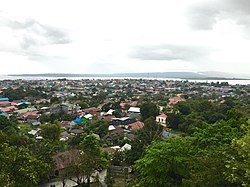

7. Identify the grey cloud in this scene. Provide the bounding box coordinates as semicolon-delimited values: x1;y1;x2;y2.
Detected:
188;0;250;30
130;45;208;61
188;2;219;30
224;0;250;14
0;14;71;49
5;19;37;29
0;12;71;61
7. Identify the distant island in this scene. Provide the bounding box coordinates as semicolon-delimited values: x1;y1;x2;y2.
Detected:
8;71;250;80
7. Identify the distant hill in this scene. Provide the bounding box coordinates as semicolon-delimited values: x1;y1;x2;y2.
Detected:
9;72;250;80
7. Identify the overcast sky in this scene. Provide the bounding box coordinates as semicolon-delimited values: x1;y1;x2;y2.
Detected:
1;0;250;74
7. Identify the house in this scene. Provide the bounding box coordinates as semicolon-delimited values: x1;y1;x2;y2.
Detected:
0;111;9;119
15;107;37;115
83;107;101;116
130;101;138;107
108;125;116;131
120;102;126;109
105;109;115;116
104;125;126;144
0;98;18;113
70;128;84;136
0;97;9;102
15;101;31;107
168;97;185;105
162;130;178;138
84;113;93;120
21;111;40;123
52;149;80;175
50;104;69;114
0;100;11;107
28;128;41;136
112;117;136;126
156;113;168;126
60;121;72;129
120;143;132;152
102;115;116;122
0;106;17;113
102;147;119;154
128;107;140;113
60;131;72;141
127;121;144;131
32;121;41;126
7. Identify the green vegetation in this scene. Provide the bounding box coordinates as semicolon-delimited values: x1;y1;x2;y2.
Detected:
132;98;250;187
0;78;250;186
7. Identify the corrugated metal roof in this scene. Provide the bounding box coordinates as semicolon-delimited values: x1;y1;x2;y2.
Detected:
0;98;9;101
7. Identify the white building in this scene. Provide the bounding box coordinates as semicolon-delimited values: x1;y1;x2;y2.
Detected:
128;107;140;113
156;113;168;126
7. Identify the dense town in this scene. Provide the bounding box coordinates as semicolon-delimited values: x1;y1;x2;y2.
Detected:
0;78;250;187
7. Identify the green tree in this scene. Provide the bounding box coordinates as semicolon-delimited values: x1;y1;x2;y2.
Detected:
175;102;191;115
50;97;60;104
40;122;62;141
0;116;19;135
135;138;191;187
178;112;206;134
167;113;183;130
64;134;109;186
78;101;89;109
138;117;163;145
192;120;240;148
140;102;159;121
0;143;49;187
226;108;243;121
225;122;250;186
113;110;122;118
128;117;163;164
184;146;231;187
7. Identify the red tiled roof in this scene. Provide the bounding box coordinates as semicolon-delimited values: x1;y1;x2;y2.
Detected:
0;101;11;105
130;101;138;106
0;108;11;112
0;106;18;112
220;100;226;104
120;102;126;108
157;113;168;118
169;97;185;102
22;111;39;118
128;121;144;130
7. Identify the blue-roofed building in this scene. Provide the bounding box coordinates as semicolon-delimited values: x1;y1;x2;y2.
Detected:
73;117;88;124
73;118;82;123
15;102;31;106
0;98;9;101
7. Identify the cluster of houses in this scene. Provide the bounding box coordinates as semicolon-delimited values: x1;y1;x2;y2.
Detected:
1;78;249;183
0;79;249;147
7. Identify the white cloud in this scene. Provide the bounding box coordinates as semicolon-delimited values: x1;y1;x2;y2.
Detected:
0;0;250;74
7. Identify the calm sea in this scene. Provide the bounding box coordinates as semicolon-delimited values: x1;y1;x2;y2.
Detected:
0;75;250;85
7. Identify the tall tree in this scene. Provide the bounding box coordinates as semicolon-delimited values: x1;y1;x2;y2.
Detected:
135;138;191;187
0;116;19;135
128;117;163;164
63;134;109;186
225;122;250;186
40;122;62;141
0;143;49;187
140;102;159;121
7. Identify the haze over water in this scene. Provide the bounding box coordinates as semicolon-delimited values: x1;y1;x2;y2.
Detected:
1;75;250;85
